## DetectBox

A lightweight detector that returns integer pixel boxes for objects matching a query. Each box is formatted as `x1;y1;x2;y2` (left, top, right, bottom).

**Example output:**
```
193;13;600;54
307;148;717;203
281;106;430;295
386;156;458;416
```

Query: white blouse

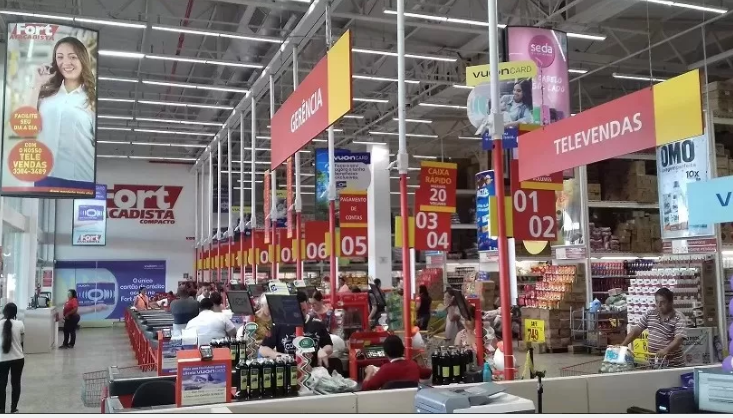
38;81;95;182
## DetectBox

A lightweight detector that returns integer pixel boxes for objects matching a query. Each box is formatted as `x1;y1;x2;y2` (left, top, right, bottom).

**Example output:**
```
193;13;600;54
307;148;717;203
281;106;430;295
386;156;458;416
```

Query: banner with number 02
510;160;557;241
414;211;451;251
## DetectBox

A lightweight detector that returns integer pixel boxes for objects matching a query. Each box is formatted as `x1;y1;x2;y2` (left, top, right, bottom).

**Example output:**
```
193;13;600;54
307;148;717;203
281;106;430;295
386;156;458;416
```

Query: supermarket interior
3;0;733;414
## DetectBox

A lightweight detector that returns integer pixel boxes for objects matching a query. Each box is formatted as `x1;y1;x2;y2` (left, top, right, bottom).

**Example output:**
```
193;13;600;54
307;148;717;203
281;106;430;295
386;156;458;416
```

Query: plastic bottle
261;359;274;398
249;359;261;399
274;358;286;397
482;362;492;382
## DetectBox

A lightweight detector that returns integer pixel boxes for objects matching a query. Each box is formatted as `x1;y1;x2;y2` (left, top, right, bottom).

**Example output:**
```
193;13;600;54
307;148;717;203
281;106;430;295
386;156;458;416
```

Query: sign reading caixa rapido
106;185;183;224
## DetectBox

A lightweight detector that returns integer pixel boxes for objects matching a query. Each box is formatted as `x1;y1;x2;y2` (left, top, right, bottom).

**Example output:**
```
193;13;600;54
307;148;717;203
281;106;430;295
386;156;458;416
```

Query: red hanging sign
264;172;271;244
339;227;368;257
339;191;367;227
304;221;328;261
415;161;458;213
510;160;557;241
414;211;452;251
252;229;273;266
276;229;296;264
286;158;293;238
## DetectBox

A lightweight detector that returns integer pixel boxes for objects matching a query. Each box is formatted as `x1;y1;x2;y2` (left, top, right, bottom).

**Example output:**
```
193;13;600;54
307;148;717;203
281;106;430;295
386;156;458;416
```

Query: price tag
303;221;328;261
414;211;451;251
523;319;545;343
414;161;458;213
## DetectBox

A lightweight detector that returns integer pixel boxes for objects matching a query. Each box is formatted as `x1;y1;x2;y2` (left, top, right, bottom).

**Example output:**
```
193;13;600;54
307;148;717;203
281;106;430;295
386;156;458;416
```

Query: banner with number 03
414;211;451;251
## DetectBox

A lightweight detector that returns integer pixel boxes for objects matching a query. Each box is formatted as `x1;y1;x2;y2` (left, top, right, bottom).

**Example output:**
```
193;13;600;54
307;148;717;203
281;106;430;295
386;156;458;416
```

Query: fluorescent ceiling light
641;0;726;14
458;136;481;140
298;150;312;153
313;139;327;142
354;141;388;145
391;192;416;195
0;10;73;20
75;17;146;28
98;98;135;103
418;103;467;110
129;156;197;161
135;117;222;127
413;155;438;159
97;140;130;145
393;117;432;124
142;80;249;94
147;54;263;69
135;129;215;137
137;100;233;110
352;47;456;62
382;9;606;41
99;115;133;120
353;75;420;84
452;84;473;90
568;68;588;74
98;155;129;159
99;50;145;59
612;72;668;82
369;131;439;139
99;76;138;83
98;127;132;131
256;136;271;140
133;142;207;148
408;184;420;188
354;97;389;104
151;24;282;44
390;176;410;179
343;115;365;119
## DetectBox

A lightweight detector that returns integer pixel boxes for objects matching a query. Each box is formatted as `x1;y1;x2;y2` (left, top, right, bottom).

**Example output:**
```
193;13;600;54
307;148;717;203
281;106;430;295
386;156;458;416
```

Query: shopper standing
439;288;463;342
61;289;80;349
337;276;351;294
133;286;151;311
170;286;199;334
0;303;23;413
416;285;432;331
368;279;387;328
308;291;334;332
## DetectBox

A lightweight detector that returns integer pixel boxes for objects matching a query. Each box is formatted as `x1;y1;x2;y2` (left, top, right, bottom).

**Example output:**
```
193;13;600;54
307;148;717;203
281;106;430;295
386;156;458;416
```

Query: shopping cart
81;364;156;408
561;354;668;377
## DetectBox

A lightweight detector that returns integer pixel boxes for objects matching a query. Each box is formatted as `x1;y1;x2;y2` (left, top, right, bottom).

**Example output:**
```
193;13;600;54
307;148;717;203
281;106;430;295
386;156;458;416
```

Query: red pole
493;143;514;380
296;213;303;281
271;223;277;281
252;230;257;283
328;201;338;305
474;299;484;366
399;173;412;359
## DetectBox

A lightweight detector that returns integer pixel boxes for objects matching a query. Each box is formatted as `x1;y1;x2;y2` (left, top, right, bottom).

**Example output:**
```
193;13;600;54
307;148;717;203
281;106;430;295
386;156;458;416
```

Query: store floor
13;326;136;414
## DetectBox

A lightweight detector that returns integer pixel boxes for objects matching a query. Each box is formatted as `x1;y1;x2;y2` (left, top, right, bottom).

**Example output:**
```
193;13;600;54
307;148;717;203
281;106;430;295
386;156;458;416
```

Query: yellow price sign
524;319;545;343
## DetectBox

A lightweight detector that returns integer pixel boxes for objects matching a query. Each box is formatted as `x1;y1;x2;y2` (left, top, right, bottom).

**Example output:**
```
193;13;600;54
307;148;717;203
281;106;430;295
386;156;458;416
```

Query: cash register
414;382;535;414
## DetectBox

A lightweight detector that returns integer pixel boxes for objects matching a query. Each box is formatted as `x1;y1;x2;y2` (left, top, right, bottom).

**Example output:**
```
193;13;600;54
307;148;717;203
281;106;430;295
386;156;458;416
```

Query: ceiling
3;0;733;205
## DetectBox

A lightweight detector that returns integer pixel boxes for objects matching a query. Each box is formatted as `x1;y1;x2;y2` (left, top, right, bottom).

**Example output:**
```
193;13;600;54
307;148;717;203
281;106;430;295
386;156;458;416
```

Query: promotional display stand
175;348;232;407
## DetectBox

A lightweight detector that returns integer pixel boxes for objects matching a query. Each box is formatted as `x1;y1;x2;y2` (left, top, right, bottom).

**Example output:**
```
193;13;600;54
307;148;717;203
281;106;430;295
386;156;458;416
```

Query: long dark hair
38;37;97;111
68;289;77;299
2;303;18;354
516;79;533;109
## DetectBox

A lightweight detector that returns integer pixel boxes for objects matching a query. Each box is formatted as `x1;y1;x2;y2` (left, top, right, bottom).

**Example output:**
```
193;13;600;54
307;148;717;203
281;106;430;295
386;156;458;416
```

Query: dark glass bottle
274;358;286;397
262;359;274;398
439;347;450;385
449;346;460;384
431;349;440;385
229;337;239;367
237;336;247;362
287;356;299;396
237;360;250;400
249;359;261;399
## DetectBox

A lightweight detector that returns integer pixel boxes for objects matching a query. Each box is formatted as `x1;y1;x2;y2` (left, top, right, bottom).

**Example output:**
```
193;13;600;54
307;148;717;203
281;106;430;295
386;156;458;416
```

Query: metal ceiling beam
207;0;309;12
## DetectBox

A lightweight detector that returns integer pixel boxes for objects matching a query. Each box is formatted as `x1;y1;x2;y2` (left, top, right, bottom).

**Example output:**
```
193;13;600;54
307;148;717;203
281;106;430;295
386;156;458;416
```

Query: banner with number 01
510;160;557;241
303;221;328;261
414;211;451;251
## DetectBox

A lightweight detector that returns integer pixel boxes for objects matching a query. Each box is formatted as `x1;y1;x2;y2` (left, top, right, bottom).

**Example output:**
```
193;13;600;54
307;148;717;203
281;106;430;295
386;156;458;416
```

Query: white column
366;143;393;288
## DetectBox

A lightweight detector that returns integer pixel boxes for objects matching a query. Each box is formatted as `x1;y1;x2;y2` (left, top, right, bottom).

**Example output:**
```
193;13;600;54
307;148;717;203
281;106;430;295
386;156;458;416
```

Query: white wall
55;160;196;291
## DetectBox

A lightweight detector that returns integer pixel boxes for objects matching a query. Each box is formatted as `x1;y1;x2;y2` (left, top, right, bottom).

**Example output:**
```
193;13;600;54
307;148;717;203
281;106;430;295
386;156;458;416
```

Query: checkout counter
21;307;59;354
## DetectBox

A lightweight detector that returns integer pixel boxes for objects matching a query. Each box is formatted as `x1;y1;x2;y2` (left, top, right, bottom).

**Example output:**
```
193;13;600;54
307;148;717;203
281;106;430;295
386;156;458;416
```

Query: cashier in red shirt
361;335;432;391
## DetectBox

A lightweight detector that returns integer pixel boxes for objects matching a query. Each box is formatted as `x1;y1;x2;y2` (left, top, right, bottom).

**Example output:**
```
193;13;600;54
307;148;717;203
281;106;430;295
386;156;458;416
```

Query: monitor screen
248;284;265;298
266;294;305;327
452;289;472;320
226;290;255;315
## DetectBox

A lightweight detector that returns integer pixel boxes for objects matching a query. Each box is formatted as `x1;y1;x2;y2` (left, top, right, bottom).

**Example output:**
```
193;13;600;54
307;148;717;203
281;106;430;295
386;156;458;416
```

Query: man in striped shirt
621;288;687;367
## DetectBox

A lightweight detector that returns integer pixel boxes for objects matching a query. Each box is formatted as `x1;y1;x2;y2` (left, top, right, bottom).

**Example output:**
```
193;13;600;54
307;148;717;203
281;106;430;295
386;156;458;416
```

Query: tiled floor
6;326;603;413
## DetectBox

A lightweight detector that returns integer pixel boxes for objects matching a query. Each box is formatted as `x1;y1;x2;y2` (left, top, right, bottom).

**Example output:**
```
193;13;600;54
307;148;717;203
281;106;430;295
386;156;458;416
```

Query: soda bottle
274;358;286;397
249;359;261;399
261;359;274;398
237;360;250;400
439;347;450;385
449;346;460;384
431;349;440;385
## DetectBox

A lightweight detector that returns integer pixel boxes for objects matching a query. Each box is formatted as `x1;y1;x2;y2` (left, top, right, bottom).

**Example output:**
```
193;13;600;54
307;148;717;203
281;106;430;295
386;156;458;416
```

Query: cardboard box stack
589;212;662;253
715;142;733;177
595;161;658;203
705;80;733;117
588;183;602;201
520;265;586;351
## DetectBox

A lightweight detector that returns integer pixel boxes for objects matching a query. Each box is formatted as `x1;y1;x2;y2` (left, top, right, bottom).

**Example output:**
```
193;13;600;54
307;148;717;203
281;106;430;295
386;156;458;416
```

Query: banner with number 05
325;228;368;258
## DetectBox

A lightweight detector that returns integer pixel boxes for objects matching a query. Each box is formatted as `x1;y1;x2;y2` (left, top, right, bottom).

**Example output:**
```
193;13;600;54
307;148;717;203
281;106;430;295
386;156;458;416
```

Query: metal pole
396;0;412;358
293;44;304;282
217;137;223;286
194;167;199;282
269;74;278;281
488;0;514;380
240;112;245;282
208;151;214;283
227;128;233;288
251;97;258;281
200;161;206;283
325;1;338;303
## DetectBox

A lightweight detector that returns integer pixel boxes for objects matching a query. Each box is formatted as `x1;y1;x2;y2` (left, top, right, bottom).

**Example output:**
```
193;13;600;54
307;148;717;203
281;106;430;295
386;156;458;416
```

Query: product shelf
588;201;659;209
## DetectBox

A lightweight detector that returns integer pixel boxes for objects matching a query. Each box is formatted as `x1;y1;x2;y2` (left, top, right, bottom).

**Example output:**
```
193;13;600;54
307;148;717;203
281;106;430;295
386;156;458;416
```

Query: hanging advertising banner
415;161;458;213
72;184;107;246
476;170;498;251
303;221;329;261
414;212;451;252
517;70;703;181
275;189;287;228
315;148;371;220
54;260;166;320
270;30;353;169
286;157;293;238
506;27;570;124
339;191;367;227
264;171;271;244
315;148;329;220
2;23;99;197
656;133;713;239
106;184;184;225
688;175;733;225
510;160;557;241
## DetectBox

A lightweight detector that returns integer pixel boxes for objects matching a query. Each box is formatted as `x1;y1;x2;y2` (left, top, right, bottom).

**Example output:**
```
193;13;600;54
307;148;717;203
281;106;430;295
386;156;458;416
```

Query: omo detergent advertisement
315;148;371;220
656;133;713;239
54;260;166;320
476;170;498;251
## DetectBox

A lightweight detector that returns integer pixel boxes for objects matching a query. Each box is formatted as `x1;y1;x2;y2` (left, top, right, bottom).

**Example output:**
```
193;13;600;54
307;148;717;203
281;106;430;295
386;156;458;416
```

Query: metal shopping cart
561;354;669;377
81;364;157;408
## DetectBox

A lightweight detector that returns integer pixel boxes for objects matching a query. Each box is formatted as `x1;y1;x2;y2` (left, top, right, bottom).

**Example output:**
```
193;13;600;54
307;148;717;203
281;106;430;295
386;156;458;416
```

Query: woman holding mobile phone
28;36;96;190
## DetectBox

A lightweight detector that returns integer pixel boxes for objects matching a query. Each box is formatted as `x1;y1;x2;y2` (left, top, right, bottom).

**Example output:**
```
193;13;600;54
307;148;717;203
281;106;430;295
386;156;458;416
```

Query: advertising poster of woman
2;23;98;197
